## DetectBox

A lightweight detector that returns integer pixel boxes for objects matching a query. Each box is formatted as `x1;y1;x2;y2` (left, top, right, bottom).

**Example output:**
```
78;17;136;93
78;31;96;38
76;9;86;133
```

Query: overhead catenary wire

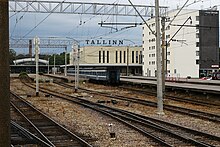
18;0;66;41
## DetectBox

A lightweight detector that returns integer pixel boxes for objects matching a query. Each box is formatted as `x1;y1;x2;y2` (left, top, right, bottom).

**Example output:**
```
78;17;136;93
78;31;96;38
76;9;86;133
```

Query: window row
100;51;143;64
149;46;156;50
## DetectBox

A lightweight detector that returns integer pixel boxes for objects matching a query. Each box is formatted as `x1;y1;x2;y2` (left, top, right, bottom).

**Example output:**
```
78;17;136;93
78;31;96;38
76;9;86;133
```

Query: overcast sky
9;0;220;54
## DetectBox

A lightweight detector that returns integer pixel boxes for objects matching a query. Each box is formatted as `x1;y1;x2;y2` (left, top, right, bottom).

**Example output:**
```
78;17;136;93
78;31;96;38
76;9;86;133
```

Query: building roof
13;58;49;65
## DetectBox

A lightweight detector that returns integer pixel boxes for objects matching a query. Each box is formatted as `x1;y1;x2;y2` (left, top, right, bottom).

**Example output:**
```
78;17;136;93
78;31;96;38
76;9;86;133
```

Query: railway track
22;81;220;146
54;81;220;123
10;91;93;147
11;120;50;146
119;85;220;108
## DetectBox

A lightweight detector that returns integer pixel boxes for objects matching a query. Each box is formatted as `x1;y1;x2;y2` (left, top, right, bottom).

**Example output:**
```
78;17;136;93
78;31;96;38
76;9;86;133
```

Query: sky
9;0;220;54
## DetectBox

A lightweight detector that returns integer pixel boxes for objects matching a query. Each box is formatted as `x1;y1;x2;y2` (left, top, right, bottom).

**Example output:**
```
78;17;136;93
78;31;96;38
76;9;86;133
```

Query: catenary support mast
0;0;10;146
155;0;164;115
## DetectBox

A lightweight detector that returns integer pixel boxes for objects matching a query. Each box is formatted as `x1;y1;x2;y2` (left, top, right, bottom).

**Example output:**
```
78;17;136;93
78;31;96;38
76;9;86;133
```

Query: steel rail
10;96;56;147
78;87;220;122
11;120;51;147
23;82;220;146
52;81;220;122
10;91;93;147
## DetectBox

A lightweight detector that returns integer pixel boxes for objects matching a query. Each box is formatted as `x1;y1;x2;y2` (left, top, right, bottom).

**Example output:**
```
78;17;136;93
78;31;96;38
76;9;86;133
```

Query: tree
9;49;16;65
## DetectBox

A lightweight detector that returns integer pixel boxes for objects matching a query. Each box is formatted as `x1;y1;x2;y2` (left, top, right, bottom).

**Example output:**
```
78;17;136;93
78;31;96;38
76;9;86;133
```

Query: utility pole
34;36;40;96
48;57;50;74
53;54;56;75
76;44;80;92
64;46;67;76
127;46;129;76
0;0;10;146
161;17;166;98
155;0;164;115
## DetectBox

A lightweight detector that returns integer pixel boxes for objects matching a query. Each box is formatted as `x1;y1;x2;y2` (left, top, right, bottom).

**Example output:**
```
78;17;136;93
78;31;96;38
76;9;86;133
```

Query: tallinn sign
85;40;124;46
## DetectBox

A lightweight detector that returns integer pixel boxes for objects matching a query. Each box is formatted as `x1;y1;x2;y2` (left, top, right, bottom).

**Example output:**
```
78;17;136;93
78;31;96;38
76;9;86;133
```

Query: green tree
9;49;16;65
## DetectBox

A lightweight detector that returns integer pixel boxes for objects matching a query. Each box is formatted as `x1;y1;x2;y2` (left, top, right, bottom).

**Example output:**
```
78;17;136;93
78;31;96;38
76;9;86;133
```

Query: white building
69;46;143;75
142;9;219;78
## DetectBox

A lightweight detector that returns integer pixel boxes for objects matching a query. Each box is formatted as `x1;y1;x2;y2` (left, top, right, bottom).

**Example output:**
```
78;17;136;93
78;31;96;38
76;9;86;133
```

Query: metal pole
161;17;166;97
53;54;55;75
34;37;40;96
76;44;80;92
48;57;50;74
155;0;164;115
64;46;67;76
127;46;129;76
0;1;10;146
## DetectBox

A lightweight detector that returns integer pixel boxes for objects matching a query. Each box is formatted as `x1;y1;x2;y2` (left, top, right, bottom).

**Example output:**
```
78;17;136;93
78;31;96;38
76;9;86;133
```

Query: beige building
70;46;143;75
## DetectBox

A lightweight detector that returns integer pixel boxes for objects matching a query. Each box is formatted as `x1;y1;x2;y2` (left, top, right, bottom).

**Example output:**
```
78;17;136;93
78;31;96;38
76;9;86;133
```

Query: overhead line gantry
9;0;168;17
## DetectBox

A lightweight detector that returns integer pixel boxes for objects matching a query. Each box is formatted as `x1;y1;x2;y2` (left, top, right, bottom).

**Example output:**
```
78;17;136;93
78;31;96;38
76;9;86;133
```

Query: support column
64;46;67;76
0;0;10;146
155;0;164;115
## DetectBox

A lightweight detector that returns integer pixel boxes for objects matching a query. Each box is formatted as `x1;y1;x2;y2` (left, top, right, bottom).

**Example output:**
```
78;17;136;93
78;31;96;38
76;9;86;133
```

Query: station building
10;58;50;73
69;45;143;76
142;9;219;78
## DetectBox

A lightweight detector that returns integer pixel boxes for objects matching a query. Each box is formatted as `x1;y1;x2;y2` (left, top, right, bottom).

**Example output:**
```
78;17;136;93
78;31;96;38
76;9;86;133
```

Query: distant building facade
142;9;219;78
69;46;143;75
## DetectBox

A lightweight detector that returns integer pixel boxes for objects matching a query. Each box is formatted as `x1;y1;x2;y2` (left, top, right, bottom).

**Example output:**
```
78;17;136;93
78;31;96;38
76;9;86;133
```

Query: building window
196;59;199;64
196;33;199;38
166;26;170;30
132;51;134;63
196;16;199;21
152;46;155;50
149;61;151;65
149;47;151;50
116;51;118;63
167;60;170;64
149;32;151;35
166;35;170;39
196;42;200;47
196;51;199;56
103;51;105;63
139;51;142;64
149;54;151;57
174;69;177;74
136;51;138;63
124;51;126;63
99;51;101;63
107;51;109;63
167;52;170;56
120;51;122;63
143;34;144;37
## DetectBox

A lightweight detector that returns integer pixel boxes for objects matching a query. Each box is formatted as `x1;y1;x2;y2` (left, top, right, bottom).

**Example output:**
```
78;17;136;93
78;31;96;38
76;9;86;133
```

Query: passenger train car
67;68;120;85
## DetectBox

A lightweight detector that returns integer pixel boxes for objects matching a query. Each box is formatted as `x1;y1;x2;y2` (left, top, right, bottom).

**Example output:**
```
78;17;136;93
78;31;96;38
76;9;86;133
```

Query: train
67;67;120;85
212;72;220;80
